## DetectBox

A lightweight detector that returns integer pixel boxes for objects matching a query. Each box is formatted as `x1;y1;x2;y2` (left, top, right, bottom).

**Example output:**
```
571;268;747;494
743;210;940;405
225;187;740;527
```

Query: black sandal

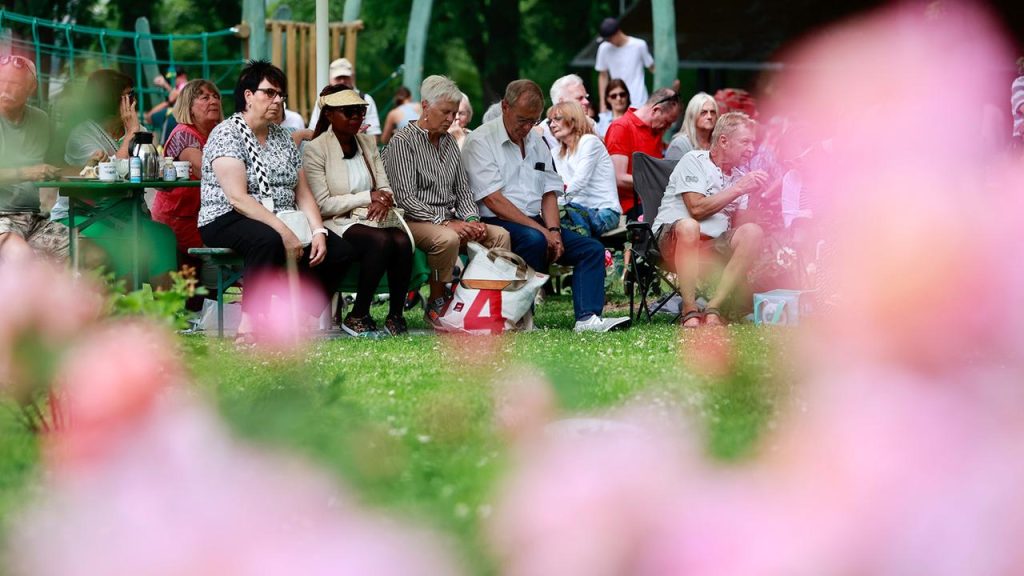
703;307;725;326
680;309;703;328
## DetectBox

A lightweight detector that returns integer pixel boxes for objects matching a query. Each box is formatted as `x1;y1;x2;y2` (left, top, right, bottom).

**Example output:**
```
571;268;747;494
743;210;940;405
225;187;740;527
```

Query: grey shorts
0;212;69;260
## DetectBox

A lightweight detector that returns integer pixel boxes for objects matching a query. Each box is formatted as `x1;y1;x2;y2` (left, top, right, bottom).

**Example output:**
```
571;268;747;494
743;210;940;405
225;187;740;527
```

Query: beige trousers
406;220;511;282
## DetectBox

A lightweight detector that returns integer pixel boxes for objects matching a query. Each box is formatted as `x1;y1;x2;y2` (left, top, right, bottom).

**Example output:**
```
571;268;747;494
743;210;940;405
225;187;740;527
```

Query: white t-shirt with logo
654;150;745;239
595;36;654;107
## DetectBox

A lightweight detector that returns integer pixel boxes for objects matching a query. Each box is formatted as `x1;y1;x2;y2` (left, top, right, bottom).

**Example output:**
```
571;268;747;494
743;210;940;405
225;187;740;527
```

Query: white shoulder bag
232;114;313;247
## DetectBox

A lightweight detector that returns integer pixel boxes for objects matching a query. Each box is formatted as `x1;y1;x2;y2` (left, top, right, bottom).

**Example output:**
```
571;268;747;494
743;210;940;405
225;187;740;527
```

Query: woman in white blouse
547;101;622;237
303;84;413;336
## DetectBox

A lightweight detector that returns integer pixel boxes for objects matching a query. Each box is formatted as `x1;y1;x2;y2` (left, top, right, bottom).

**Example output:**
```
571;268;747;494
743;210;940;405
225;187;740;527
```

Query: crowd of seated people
8;51;1020;335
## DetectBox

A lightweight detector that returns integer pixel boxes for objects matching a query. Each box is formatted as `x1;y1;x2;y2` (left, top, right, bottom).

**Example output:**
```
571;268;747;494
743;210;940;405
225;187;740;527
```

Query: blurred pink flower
492;366;558;444
488;414;697;576
14;394;463;576
764;2;1019;372
0;259;103;398
240;270;328;350
45;320;187;473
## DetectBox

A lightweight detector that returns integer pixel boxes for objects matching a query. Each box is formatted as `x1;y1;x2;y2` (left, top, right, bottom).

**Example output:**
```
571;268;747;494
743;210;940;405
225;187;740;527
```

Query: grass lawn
0;293;795;573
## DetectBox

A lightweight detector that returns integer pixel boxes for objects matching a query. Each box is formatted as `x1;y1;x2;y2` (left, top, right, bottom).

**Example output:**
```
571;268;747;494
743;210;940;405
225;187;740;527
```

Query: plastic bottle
129;156;142;183
162;157;177;182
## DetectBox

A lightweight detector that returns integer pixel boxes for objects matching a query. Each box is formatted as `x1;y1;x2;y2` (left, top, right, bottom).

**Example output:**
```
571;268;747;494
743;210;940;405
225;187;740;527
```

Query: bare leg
670;219;703;327
0;232;34;263
706;223;763;324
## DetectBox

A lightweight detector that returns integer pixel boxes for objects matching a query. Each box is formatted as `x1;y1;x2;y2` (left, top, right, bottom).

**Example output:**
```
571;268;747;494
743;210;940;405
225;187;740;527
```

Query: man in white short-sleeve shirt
461;79;631;333
653;112;769;327
307;58;380;142
595;18;654;114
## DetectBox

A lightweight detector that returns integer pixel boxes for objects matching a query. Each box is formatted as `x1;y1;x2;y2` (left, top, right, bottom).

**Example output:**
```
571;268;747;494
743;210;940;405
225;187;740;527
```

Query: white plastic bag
438;242;547;334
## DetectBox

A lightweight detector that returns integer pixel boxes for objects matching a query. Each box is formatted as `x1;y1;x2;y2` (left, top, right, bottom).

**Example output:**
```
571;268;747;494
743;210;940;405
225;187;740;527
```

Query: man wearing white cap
307;57;381;142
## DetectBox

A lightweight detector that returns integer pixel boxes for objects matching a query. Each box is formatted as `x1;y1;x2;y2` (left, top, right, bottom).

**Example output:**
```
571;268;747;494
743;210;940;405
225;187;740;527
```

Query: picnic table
34;179;199;290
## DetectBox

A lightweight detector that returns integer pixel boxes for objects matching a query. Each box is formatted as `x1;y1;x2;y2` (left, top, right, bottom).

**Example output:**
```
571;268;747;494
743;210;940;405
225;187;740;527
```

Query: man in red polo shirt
605;88;681;218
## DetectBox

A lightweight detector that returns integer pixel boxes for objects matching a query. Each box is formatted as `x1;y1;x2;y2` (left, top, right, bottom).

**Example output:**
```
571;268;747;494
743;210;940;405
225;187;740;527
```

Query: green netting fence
0;8;247;114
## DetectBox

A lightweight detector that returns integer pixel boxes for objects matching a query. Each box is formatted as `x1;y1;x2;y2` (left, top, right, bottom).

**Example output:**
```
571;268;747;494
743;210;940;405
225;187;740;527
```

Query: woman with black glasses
303;84;412;336
198;60;354;341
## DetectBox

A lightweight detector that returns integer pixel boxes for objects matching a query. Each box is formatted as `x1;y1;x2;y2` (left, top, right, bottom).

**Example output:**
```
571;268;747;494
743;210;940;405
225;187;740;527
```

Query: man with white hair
382;75;511;327
0;54;67;261
653;112;769;328
307;58;381;142
537;74;593;147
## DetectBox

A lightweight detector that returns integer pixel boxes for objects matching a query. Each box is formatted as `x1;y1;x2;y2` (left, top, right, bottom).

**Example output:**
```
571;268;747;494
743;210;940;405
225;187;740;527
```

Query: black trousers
200;210;355;313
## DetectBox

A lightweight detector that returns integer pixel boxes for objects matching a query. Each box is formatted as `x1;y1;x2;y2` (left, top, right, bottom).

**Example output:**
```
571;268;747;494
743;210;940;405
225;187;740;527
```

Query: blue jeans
482;216;605;320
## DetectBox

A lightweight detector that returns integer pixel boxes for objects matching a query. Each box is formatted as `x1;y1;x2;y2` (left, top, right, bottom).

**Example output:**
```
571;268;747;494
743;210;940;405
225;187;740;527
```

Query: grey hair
482;102;503;124
680;92;718;151
710;111;757;147
503;79;544;109
549;74;584;104
459;92;473;118
420;75;462;105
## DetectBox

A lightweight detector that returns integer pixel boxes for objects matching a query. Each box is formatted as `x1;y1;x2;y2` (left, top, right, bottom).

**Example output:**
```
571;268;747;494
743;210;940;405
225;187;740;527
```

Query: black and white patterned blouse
198;116;300;227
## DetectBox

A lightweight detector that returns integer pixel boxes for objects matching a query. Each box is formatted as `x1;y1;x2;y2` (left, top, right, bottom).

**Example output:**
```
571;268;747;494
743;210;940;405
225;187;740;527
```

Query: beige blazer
302;131;392;235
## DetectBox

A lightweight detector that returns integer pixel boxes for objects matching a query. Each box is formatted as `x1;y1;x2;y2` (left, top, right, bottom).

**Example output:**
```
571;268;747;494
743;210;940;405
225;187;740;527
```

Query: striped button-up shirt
382;122;478;224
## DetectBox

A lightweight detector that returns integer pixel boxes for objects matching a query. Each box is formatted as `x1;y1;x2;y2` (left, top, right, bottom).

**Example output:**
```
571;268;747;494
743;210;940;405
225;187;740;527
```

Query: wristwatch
547;226;560;232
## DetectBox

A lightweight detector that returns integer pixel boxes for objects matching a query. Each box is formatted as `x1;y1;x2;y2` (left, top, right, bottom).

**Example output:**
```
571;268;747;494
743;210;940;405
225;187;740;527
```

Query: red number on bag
464;289;504;334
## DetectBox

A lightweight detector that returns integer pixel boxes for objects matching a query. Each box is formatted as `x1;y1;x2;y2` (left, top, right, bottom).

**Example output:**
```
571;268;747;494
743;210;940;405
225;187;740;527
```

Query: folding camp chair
623;152;681;322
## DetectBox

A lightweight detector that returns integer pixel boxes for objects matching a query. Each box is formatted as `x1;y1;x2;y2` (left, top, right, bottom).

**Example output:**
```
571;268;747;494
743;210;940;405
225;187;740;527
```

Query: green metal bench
188;247;244;337
188;247;431;337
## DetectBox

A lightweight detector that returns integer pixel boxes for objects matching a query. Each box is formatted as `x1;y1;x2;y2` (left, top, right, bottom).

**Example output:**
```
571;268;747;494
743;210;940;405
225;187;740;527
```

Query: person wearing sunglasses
199;60;355;341
462;79;631;333
604;87;681;219
596;78;630;139
0;54;68;261
304;83;413;336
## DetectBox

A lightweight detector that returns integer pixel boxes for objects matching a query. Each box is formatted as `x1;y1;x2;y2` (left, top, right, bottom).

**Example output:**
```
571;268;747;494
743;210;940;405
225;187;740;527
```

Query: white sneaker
573;315;632;333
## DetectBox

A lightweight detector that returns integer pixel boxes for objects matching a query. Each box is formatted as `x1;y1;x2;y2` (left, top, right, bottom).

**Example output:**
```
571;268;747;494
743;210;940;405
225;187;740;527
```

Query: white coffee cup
173;161;192;179
97;161;117;182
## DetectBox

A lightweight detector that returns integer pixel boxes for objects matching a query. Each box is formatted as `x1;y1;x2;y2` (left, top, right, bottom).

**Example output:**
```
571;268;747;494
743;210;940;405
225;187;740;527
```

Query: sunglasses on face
254;87;287;101
608;92;627;100
335;105;368;117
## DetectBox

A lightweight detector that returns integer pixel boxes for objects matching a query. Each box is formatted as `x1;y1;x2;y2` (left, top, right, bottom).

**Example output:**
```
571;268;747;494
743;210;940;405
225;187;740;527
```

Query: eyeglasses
607;92;627;100
0;55;37;77
336;105;368;117
254;87;287;101
513;114;542;127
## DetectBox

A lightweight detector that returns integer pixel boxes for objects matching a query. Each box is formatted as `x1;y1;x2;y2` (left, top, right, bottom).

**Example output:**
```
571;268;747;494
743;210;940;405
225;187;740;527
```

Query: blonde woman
666;92;719;160
547;101;621;237
156;79;223;256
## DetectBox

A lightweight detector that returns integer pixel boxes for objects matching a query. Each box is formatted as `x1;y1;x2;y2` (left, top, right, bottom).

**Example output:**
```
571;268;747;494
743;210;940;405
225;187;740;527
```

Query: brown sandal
680;309;703;328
